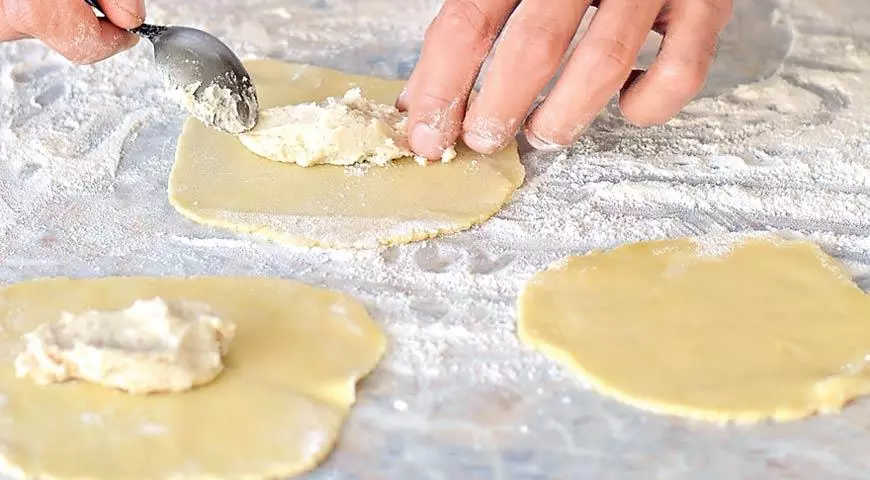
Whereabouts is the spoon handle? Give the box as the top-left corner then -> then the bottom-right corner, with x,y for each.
84,0 -> 166,41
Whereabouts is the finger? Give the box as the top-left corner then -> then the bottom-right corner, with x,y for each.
462,0 -> 589,154
0,28 -> 28,42
5,0 -> 137,64
0,2 -> 27,42
405,0 -> 517,159
620,69 -> 646,95
99,0 -> 146,29
395,65 -> 419,112
525,0 -> 663,149
619,0 -> 732,126
396,85 -> 410,111
399,54 -> 485,113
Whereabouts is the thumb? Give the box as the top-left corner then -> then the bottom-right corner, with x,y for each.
98,0 -> 146,29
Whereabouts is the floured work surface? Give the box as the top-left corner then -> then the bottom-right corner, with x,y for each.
519,237 -> 870,423
2,0 -> 870,477
169,60 -> 524,249
0,277 -> 385,480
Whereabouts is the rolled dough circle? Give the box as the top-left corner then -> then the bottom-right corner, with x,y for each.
168,60 -> 525,248
517,236 -> 870,423
0,276 -> 386,479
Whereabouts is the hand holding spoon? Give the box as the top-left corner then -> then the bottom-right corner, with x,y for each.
84,0 -> 259,134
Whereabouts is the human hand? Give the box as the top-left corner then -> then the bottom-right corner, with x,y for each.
0,0 -> 144,64
399,0 -> 733,157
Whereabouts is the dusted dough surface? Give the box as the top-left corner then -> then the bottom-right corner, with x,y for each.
169,60 -> 524,248
239,87 -> 456,167
14,298 -> 235,395
0,276 -> 386,480
517,236 -> 870,423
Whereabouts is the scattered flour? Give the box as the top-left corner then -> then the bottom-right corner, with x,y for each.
80,412 -> 102,425
138,423 -> 169,436
0,0 -> 869,477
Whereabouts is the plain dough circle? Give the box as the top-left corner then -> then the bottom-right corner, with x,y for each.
169,60 -> 525,248
517,236 -> 870,423
0,276 -> 386,479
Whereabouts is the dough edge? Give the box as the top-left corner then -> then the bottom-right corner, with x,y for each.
167,59 -> 525,249
0,275 -> 387,480
0,274 -> 388,400
167,189 -> 517,249
517,233 -> 867,425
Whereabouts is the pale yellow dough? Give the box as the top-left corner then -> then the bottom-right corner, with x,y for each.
168,60 -> 525,249
517,236 -> 870,423
0,276 -> 386,479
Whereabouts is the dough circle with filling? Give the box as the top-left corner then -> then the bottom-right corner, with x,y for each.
0,276 -> 385,479
169,60 -> 525,248
517,236 -> 870,423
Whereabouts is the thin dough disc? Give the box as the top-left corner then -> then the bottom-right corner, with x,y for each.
517,236 -> 870,423
0,276 -> 386,479
169,60 -> 525,248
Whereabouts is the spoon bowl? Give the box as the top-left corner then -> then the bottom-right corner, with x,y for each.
151,26 -> 259,134
85,0 -> 259,134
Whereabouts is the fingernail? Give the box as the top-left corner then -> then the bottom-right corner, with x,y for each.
525,129 -> 566,152
112,0 -> 146,23
396,87 -> 408,111
463,131 -> 500,155
410,123 -> 445,159
133,0 -> 146,21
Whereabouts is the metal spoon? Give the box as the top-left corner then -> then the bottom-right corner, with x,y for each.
84,0 -> 258,134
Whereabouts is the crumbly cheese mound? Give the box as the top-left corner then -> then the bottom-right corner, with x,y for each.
14,298 -> 236,394
238,88 -> 457,167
